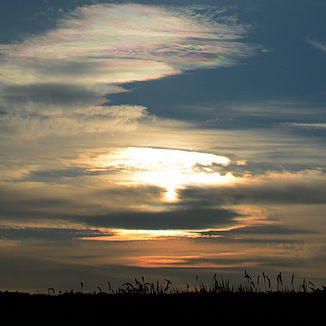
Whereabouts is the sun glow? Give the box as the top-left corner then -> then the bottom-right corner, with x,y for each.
80,228 -> 205,242
88,147 -> 235,202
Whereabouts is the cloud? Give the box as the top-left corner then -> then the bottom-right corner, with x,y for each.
179,170 -> 326,206
151,247 -> 304,269
26,167 -> 87,183
0,176 -> 240,231
188,100 -> 326,129
283,122 -> 326,129
307,38 -> 326,54
0,104 -> 153,141
0,182 -> 167,224
75,207 -> 240,231
0,83 -> 102,110
200,224 -> 316,237
0,226 -> 106,242
0,3 -> 260,187
0,3 -> 256,112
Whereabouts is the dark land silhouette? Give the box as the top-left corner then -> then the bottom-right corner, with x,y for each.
1,274 -> 325,325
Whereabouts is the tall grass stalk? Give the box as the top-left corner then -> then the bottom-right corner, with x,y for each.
42,271 -> 325,296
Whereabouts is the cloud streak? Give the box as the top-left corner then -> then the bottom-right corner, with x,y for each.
307,38 -> 326,54
180,170 -> 326,206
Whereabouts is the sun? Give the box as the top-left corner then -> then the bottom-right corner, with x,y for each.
84,147 -> 236,202
117,147 -> 236,202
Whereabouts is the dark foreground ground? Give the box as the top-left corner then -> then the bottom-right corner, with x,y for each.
1,291 -> 325,325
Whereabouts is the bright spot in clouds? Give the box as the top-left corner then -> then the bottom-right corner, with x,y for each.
80,228 -> 206,242
87,147 -> 234,202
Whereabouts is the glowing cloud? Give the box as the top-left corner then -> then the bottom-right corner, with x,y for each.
79,147 -> 234,202
0,3 -> 256,111
79,228 -> 205,242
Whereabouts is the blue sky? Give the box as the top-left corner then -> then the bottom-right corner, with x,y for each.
0,0 -> 326,293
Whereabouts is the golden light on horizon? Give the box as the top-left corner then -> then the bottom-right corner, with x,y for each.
79,228 -> 206,242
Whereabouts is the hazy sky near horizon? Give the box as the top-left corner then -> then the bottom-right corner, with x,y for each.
1,0 -> 326,292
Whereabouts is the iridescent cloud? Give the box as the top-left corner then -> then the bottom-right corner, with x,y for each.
0,3 -> 256,111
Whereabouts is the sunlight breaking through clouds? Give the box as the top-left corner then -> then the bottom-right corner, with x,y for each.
79,228 -> 209,242
77,147 -> 234,202
1,1 -> 326,292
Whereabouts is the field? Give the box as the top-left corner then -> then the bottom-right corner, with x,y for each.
1,273 -> 325,325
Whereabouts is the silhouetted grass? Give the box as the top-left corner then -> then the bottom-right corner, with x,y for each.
1,271 -> 325,325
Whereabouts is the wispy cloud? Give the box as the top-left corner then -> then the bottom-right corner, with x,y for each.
307,38 -> 326,54
283,122 -> 326,129
0,3 -> 256,112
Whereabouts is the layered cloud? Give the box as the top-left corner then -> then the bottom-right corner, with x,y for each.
1,2 -> 326,291
0,2 -> 259,188
180,170 -> 326,206
0,3 -> 256,113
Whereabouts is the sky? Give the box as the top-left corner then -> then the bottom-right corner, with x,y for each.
1,0 -> 326,293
